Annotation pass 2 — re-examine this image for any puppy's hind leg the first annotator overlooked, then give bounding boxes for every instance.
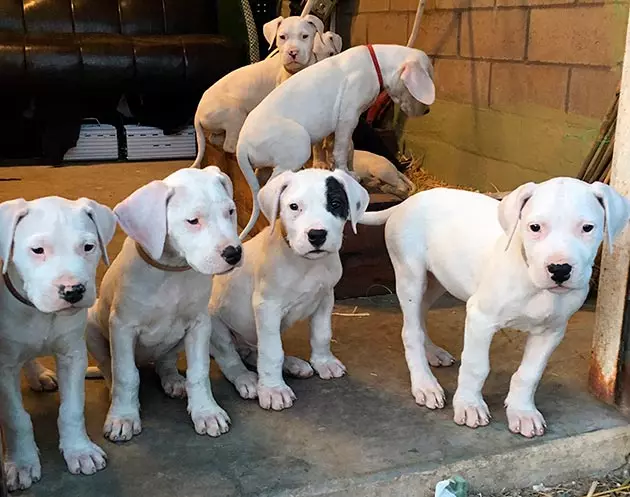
[23,359,58,392]
[222,109,248,154]
[155,350,187,399]
[85,312,112,389]
[422,274,455,368]
[238,347,314,380]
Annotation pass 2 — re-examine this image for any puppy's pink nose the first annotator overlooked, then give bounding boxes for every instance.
[288,49,298,59]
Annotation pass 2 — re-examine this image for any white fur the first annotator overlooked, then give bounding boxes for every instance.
[191,15,324,164]
[236,44,435,240]
[359,178,630,437]
[313,31,343,60]
[0,196,115,491]
[85,167,241,442]
[209,169,369,411]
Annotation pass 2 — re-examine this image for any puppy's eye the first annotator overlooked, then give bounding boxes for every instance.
[331,200,341,209]
[31,247,44,255]
[187,218,199,225]
[529,224,541,233]
[84,244,95,253]
[329,51,334,56]
[289,203,299,211]
[228,208,235,216]
[302,34,308,39]
[279,34,286,40]
[583,224,594,233]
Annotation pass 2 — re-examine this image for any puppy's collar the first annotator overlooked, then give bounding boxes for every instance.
[135,242,191,272]
[367,45,384,92]
[3,272,35,308]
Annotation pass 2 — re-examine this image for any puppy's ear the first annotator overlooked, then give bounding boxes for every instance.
[0,199,28,274]
[331,170,370,234]
[304,14,324,36]
[76,199,117,266]
[330,32,342,54]
[114,180,173,261]
[258,171,293,234]
[590,182,630,253]
[202,165,234,199]
[263,16,284,49]
[498,182,537,250]
[399,59,435,106]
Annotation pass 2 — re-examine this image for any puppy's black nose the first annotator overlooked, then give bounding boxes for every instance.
[59,284,86,304]
[221,245,242,266]
[308,229,327,248]
[547,263,572,284]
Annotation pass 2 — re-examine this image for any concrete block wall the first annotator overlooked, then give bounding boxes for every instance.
[336,0,628,190]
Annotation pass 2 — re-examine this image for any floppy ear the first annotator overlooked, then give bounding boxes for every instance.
[0,199,28,274]
[114,180,173,261]
[263,16,284,49]
[258,171,293,234]
[76,198,117,266]
[590,182,630,253]
[498,182,537,250]
[203,165,234,199]
[330,32,342,53]
[399,59,435,106]
[331,170,370,234]
[304,14,324,36]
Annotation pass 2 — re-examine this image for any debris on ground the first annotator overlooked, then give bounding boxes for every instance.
[436,475,469,497]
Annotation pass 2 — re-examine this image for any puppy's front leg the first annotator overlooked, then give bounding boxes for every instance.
[332,119,359,178]
[0,365,40,491]
[254,298,295,411]
[185,315,230,437]
[104,319,141,442]
[504,327,565,438]
[452,301,499,429]
[309,290,346,379]
[55,336,107,475]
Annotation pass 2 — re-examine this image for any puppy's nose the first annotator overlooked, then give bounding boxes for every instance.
[308,229,327,248]
[547,263,572,284]
[288,49,298,59]
[59,284,86,304]
[221,245,242,266]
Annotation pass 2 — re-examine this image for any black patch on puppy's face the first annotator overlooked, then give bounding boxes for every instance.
[325,176,349,219]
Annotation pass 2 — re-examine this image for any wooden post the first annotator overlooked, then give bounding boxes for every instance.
[588,7,630,404]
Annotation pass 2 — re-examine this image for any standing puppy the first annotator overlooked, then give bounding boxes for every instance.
[209,169,369,411]
[236,44,435,239]
[191,15,324,165]
[360,178,630,437]
[86,167,242,442]
[0,197,115,491]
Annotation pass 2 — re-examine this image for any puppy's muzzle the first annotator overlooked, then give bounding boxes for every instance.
[547,263,572,284]
[307,229,327,249]
[221,245,243,266]
[58,283,86,304]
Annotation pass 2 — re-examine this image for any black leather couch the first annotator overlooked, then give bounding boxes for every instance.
[0,0,261,163]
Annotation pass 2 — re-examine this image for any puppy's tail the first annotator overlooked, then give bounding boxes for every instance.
[358,206,398,226]
[191,113,206,169]
[236,141,261,241]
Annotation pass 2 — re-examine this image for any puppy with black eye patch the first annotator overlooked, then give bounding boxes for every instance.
[208,169,369,411]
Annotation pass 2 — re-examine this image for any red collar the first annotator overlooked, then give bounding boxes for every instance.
[367,44,384,92]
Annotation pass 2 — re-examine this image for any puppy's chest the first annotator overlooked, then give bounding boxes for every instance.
[501,291,585,332]
[281,282,328,328]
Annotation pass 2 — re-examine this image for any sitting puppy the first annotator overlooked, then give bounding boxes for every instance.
[359,178,630,437]
[0,196,116,491]
[353,150,416,199]
[86,166,242,442]
[209,169,369,411]
[191,14,324,165]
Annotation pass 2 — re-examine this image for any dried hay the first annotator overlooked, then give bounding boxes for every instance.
[401,154,479,195]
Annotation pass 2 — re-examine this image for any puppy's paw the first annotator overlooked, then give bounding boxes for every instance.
[506,407,546,438]
[234,372,258,399]
[103,409,142,442]
[161,373,187,399]
[453,392,491,428]
[412,376,445,409]
[311,355,346,380]
[425,343,456,367]
[283,356,314,378]
[4,455,41,492]
[191,406,231,437]
[27,367,58,392]
[61,439,107,475]
[258,382,296,411]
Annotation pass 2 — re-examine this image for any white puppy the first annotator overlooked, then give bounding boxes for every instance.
[313,31,343,60]
[360,178,630,437]
[86,166,242,442]
[236,44,435,240]
[0,196,116,491]
[208,169,369,411]
[191,15,324,165]
[351,150,416,199]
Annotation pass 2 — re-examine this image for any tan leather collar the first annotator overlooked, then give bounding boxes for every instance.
[3,272,35,307]
[135,242,191,272]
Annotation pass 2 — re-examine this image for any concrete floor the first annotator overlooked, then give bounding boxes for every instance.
[1,163,629,496]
